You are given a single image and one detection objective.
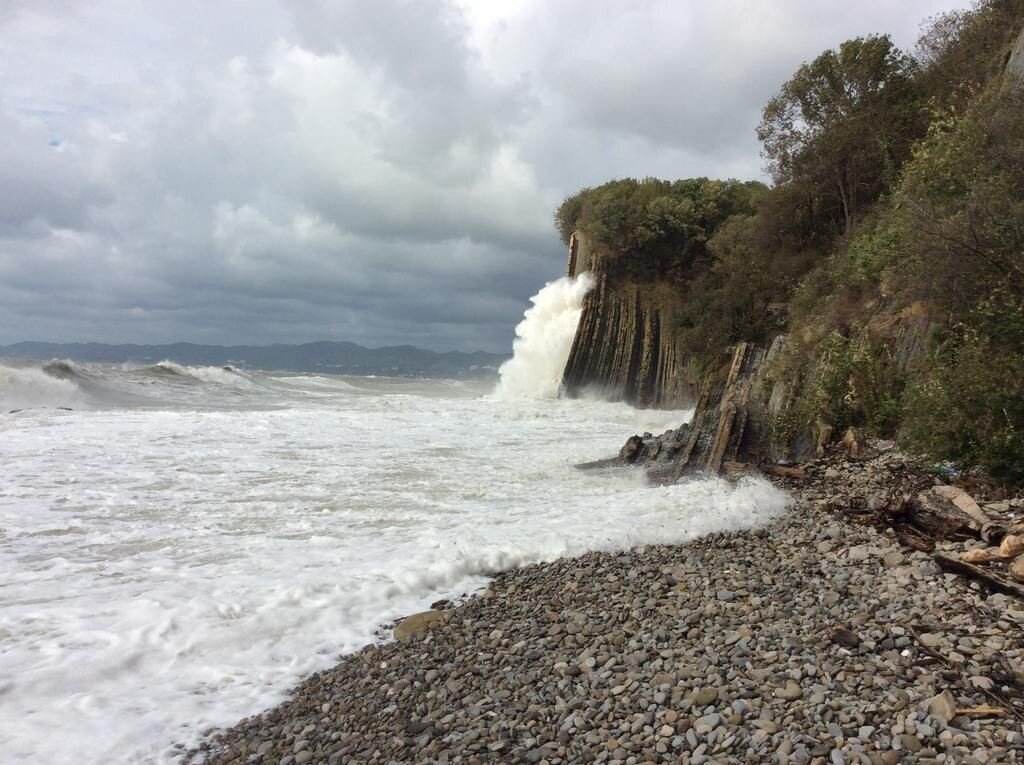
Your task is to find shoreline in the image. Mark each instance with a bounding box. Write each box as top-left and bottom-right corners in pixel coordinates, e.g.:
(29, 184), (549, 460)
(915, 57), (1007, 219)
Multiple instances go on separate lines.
(191, 450), (1024, 764)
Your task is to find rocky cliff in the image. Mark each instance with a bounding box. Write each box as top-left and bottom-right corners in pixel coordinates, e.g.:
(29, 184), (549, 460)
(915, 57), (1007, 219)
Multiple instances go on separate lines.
(560, 232), (696, 408)
(600, 302), (940, 481)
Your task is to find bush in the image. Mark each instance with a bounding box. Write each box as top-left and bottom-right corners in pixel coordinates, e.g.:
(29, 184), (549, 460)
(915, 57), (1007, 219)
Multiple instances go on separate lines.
(903, 317), (1024, 483)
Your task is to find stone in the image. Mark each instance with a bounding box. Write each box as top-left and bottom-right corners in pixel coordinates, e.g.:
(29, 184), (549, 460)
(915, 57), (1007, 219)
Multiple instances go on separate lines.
(896, 734), (923, 753)
(918, 633), (941, 648)
(692, 688), (719, 706)
(775, 681), (803, 701)
(927, 690), (957, 724)
(849, 546), (870, 562)
(830, 628), (861, 648)
(393, 610), (445, 641)
(969, 676), (994, 691)
(883, 551), (903, 567)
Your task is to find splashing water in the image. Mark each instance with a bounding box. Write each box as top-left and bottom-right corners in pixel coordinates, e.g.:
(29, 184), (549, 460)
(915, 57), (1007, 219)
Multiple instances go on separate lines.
(494, 273), (594, 399)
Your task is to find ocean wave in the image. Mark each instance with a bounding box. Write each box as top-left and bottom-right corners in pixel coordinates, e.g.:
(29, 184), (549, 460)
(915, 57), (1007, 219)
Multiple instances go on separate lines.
(41, 358), (89, 382)
(150, 361), (254, 388)
(0, 362), (87, 410)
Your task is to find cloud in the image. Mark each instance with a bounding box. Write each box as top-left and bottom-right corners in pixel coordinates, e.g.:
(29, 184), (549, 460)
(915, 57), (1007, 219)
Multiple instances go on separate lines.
(0, 0), (968, 351)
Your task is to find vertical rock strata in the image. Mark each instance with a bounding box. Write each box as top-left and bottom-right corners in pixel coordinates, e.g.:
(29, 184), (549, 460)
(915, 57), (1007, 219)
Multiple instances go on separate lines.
(561, 232), (694, 408)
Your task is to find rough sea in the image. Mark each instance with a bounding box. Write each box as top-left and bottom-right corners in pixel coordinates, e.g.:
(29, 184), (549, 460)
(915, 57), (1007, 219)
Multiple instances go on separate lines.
(0, 276), (789, 763)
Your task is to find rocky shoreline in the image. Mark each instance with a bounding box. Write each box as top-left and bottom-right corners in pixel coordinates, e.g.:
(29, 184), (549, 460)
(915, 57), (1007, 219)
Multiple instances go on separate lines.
(190, 450), (1024, 765)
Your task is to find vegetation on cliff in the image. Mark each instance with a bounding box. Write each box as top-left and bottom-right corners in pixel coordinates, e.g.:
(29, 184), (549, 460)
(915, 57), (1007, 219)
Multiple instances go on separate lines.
(557, 0), (1024, 482)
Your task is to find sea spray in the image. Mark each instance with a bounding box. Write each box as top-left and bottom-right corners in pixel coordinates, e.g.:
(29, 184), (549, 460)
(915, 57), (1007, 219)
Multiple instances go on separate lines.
(494, 273), (594, 399)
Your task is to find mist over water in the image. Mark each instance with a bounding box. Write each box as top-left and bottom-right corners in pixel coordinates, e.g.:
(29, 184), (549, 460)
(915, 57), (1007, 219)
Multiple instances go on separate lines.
(494, 273), (593, 399)
(0, 319), (788, 764)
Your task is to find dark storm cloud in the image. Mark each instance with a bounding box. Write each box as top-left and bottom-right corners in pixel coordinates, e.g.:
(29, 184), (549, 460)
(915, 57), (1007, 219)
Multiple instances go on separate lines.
(0, 0), (966, 352)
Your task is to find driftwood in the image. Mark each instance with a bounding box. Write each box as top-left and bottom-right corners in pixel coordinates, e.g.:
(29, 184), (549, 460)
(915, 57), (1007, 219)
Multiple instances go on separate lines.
(903, 488), (1006, 543)
(933, 485), (1005, 542)
(957, 705), (1008, 718)
(933, 553), (1024, 599)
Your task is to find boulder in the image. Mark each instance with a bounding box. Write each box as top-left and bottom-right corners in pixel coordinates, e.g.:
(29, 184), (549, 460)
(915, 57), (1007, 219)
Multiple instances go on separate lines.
(393, 610), (445, 641)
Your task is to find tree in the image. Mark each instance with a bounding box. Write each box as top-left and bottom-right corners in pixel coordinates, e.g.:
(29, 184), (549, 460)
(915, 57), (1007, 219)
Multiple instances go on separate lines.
(916, 0), (1024, 108)
(758, 35), (923, 235)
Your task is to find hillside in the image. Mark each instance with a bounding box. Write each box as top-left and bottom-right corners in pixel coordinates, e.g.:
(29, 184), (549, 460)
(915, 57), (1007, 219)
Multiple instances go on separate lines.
(556, 0), (1024, 483)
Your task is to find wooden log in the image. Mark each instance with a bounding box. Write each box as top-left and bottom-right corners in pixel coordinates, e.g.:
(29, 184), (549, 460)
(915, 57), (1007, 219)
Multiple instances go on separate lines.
(933, 553), (1024, 599)
(906, 492), (983, 540)
(933, 485), (1005, 542)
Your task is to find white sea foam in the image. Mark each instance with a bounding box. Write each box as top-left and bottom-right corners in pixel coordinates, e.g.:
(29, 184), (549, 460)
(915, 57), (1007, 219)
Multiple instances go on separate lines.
(0, 367), (787, 764)
(493, 273), (594, 399)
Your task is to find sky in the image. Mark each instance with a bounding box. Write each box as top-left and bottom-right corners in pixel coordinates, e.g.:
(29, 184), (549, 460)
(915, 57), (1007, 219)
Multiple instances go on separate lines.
(0, 0), (968, 353)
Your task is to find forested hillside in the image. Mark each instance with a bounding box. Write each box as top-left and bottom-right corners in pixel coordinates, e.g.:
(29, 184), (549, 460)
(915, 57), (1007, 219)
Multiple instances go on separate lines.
(557, 0), (1024, 482)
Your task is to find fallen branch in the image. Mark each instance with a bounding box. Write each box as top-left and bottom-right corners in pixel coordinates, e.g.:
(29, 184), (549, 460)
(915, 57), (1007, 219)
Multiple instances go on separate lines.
(956, 705), (1008, 718)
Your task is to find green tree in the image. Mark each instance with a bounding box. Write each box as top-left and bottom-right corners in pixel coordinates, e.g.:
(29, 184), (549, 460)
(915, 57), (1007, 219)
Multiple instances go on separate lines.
(758, 35), (923, 235)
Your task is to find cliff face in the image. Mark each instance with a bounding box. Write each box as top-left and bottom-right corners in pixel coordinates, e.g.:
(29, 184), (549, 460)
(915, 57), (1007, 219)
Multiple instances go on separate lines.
(609, 338), (808, 483)
(561, 232), (696, 408)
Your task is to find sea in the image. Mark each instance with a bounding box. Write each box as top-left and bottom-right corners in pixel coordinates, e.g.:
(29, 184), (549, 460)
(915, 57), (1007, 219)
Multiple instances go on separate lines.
(0, 277), (789, 763)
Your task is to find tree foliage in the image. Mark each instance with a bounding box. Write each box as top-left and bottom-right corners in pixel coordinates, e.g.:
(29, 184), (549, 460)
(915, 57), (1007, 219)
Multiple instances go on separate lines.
(757, 35), (923, 235)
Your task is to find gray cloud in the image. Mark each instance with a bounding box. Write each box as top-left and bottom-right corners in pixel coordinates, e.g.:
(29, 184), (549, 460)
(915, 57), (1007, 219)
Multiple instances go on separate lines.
(0, 0), (967, 352)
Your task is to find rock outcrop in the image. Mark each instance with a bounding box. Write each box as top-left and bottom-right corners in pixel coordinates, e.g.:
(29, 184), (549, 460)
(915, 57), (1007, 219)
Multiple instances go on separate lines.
(561, 232), (696, 408)
(600, 338), (805, 482)
(584, 296), (940, 481)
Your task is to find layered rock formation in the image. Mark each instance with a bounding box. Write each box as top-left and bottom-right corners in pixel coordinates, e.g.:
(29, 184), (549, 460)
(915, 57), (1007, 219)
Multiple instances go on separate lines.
(588, 338), (804, 482)
(598, 306), (937, 482)
(561, 232), (695, 408)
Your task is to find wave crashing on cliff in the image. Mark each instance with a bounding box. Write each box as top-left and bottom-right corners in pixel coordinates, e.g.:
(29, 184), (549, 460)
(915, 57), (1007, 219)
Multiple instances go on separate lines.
(494, 273), (594, 399)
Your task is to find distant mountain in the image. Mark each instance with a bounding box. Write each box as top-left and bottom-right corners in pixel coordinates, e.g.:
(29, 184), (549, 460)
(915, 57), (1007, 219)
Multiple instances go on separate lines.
(0, 341), (509, 379)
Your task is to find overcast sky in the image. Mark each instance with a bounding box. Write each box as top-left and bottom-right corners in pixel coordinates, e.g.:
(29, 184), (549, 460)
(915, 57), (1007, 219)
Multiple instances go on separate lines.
(0, 0), (967, 352)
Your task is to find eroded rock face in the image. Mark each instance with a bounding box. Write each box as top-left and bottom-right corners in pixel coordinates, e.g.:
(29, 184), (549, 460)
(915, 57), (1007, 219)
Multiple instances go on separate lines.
(623, 338), (805, 481)
(561, 232), (696, 409)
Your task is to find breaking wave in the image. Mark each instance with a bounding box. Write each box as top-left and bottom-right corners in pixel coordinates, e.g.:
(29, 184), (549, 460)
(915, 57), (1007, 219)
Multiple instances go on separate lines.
(0, 358), (383, 412)
(151, 360), (252, 387)
(0, 363), (87, 410)
(493, 273), (594, 399)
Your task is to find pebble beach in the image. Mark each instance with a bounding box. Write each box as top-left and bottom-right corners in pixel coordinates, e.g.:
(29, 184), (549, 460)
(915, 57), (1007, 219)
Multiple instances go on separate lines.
(192, 453), (1024, 765)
